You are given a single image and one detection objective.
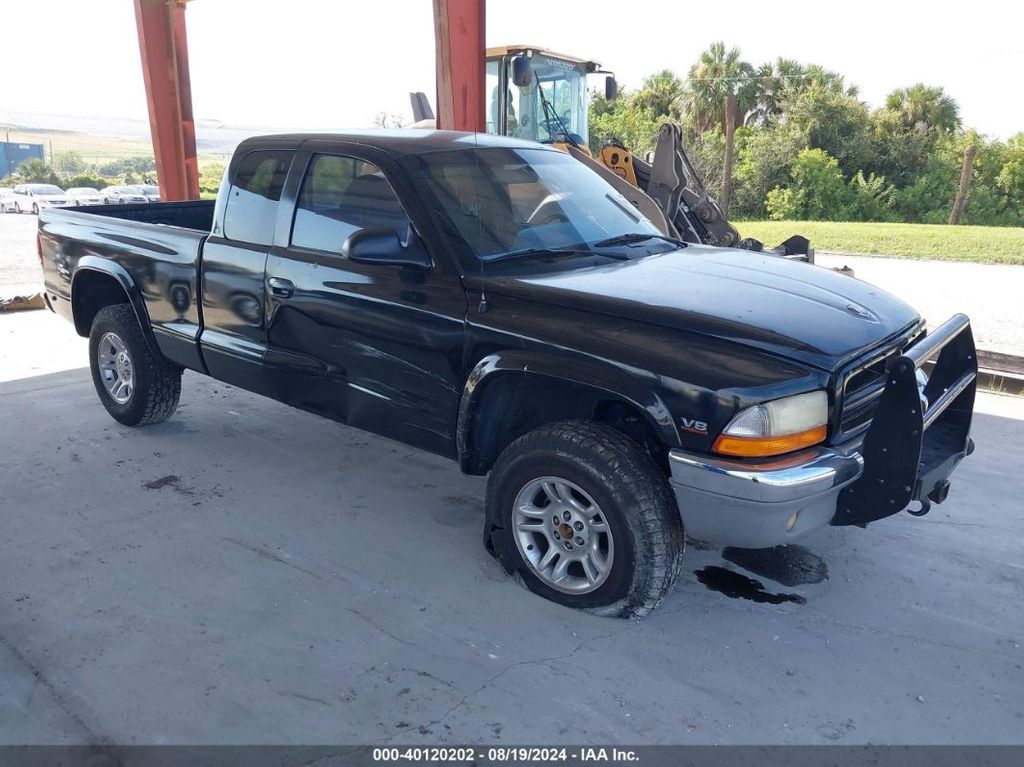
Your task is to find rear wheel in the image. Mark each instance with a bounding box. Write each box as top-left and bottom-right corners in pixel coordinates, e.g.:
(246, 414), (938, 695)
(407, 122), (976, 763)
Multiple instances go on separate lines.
(31, 203), (38, 215)
(485, 420), (684, 618)
(14, 202), (21, 214)
(89, 304), (181, 426)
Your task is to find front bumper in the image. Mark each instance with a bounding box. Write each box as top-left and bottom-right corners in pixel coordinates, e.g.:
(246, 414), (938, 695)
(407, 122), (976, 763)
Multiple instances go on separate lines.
(668, 314), (977, 549)
(669, 444), (864, 548)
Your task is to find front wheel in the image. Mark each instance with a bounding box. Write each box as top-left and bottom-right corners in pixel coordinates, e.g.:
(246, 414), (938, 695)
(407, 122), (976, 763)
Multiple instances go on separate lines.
(485, 421), (684, 618)
(14, 202), (21, 214)
(31, 203), (38, 215)
(89, 304), (182, 426)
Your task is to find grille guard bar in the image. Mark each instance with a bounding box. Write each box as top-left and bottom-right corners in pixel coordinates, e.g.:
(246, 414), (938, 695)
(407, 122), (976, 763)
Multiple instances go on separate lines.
(832, 314), (977, 527)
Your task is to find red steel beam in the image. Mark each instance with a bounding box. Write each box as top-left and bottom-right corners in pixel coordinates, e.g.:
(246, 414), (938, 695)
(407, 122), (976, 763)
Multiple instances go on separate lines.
(433, 0), (485, 132)
(134, 0), (199, 200)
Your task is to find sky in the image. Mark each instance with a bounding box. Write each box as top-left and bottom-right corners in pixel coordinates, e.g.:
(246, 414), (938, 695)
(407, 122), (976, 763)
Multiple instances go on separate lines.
(1, 0), (1022, 139)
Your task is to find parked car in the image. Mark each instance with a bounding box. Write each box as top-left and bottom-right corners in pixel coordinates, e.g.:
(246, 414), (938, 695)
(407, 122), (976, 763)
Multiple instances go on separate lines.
(66, 187), (106, 207)
(140, 185), (161, 202)
(11, 183), (70, 214)
(37, 131), (977, 617)
(102, 185), (150, 205)
(0, 187), (15, 213)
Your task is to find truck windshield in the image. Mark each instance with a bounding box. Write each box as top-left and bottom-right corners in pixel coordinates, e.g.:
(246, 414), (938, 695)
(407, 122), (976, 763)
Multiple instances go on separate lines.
(403, 147), (664, 265)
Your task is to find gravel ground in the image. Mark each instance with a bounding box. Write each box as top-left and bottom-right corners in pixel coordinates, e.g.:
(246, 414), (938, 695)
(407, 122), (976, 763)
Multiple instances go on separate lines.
(1, 309), (1022, 746)
(2, 211), (1021, 354)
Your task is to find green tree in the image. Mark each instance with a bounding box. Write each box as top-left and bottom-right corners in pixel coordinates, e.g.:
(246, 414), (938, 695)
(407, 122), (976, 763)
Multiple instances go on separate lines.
(731, 124), (804, 217)
(52, 151), (86, 176)
(632, 70), (686, 121)
(588, 89), (663, 157)
(847, 171), (897, 221)
(65, 174), (106, 190)
(766, 148), (852, 220)
(12, 159), (61, 185)
(198, 162), (227, 195)
(746, 58), (805, 126)
(884, 84), (961, 133)
(996, 133), (1024, 219)
(683, 43), (756, 214)
(783, 85), (875, 176)
(682, 42), (755, 134)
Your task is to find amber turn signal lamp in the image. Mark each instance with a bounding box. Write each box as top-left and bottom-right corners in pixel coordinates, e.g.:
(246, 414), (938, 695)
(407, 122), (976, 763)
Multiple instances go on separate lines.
(713, 425), (828, 458)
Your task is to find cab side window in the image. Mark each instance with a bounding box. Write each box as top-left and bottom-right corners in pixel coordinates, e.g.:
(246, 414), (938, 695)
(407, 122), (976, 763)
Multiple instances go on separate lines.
(291, 154), (409, 254)
(222, 150), (292, 245)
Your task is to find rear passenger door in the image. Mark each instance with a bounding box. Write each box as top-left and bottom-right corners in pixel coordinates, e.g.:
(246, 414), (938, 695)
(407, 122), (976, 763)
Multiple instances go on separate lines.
(263, 146), (468, 457)
(199, 148), (292, 395)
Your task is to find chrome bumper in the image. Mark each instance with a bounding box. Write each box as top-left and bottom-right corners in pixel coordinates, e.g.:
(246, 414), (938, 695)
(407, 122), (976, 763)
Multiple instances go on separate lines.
(668, 445), (864, 549)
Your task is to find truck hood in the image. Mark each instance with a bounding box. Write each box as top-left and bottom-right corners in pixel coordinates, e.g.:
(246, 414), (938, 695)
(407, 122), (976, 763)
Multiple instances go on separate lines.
(474, 246), (921, 371)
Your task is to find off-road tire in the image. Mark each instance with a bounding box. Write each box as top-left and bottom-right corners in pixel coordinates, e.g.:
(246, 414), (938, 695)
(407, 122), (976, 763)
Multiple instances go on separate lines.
(89, 304), (181, 426)
(485, 420), (685, 618)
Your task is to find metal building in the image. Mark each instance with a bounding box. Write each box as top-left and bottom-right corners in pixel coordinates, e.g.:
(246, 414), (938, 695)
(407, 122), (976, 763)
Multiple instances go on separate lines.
(0, 141), (45, 180)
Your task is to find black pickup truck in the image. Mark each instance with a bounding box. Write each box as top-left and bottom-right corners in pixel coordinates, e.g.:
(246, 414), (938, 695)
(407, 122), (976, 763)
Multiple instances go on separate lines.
(39, 130), (977, 617)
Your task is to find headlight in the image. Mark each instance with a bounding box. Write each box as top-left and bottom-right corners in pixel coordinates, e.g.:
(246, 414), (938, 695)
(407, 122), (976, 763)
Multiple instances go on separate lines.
(714, 390), (828, 457)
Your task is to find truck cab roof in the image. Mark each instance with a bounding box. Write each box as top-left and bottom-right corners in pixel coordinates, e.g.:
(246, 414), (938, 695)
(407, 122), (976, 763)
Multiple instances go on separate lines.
(235, 129), (555, 159)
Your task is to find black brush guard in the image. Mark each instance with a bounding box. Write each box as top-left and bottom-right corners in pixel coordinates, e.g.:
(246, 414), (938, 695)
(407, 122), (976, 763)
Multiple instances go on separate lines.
(832, 314), (977, 527)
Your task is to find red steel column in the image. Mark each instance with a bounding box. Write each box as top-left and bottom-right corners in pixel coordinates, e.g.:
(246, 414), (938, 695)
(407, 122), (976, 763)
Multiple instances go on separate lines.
(433, 0), (485, 132)
(134, 0), (199, 200)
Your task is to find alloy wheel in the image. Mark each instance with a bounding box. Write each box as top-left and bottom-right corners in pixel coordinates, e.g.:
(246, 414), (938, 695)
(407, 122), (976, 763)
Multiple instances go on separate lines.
(512, 476), (615, 594)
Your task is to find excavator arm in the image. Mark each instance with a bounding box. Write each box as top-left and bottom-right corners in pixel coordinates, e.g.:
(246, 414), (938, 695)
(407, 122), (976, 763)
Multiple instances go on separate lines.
(602, 123), (814, 262)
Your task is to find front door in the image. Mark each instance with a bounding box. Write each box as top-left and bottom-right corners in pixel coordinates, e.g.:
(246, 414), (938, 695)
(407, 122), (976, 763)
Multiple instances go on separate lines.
(263, 148), (468, 457)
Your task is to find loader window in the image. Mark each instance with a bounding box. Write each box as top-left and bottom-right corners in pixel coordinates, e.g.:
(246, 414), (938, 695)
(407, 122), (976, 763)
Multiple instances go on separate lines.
(508, 57), (588, 143)
(223, 150), (292, 245)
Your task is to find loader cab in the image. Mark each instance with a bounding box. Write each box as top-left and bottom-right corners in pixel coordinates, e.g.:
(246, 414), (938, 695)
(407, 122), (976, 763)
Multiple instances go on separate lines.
(485, 46), (616, 150)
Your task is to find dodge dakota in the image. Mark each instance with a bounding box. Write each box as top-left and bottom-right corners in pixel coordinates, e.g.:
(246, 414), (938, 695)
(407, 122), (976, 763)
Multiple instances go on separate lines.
(38, 130), (977, 617)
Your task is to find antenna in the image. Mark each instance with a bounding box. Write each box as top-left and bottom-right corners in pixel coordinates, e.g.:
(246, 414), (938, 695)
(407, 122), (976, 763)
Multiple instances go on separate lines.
(473, 128), (488, 313)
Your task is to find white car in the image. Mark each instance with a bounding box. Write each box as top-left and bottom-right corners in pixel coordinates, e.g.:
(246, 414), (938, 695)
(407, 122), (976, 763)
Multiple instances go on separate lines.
(10, 184), (70, 214)
(139, 185), (161, 202)
(67, 187), (106, 206)
(102, 185), (151, 205)
(0, 188), (15, 213)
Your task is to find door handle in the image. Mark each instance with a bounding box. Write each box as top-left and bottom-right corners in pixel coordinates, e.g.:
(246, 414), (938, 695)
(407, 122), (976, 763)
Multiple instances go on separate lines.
(268, 277), (294, 298)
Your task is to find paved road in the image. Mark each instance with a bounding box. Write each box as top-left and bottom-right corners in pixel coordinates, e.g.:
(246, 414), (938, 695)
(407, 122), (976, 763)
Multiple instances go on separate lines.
(0, 310), (1021, 745)
(817, 252), (1024, 356)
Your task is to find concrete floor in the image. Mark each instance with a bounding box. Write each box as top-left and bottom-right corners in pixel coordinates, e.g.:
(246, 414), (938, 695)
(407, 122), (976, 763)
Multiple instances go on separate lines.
(0, 213), (43, 300)
(0, 310), (1022, 745)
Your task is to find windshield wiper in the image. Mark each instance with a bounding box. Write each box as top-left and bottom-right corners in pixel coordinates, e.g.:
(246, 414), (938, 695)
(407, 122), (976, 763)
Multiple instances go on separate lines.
(591, 233), (688, 249)
(483, 246), (627, 264)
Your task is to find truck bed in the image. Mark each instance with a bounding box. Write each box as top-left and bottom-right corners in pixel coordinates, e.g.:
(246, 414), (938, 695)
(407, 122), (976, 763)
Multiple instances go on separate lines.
(72, 199), (216, 231)
(39, 200), (217, 373)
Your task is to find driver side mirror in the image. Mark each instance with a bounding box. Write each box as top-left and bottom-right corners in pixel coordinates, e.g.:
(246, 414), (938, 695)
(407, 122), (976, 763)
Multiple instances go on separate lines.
(605, 76), (618, 102)
(511, 55), (532, 88)
(343, 228), (430, 268)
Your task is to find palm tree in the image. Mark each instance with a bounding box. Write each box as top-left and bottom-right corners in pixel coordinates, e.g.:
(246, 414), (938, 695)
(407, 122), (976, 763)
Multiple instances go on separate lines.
(804, 65), (859, 98)
(633, 69), (686, 120)
(884, 84), (961, 133)
(683, 42), (754, 214)
(682, 42), (755, 134)
(747, 57), (805, 126)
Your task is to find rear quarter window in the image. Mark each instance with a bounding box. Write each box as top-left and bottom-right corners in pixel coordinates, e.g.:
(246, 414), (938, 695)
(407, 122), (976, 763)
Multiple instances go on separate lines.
(223, 150), (293, 245)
